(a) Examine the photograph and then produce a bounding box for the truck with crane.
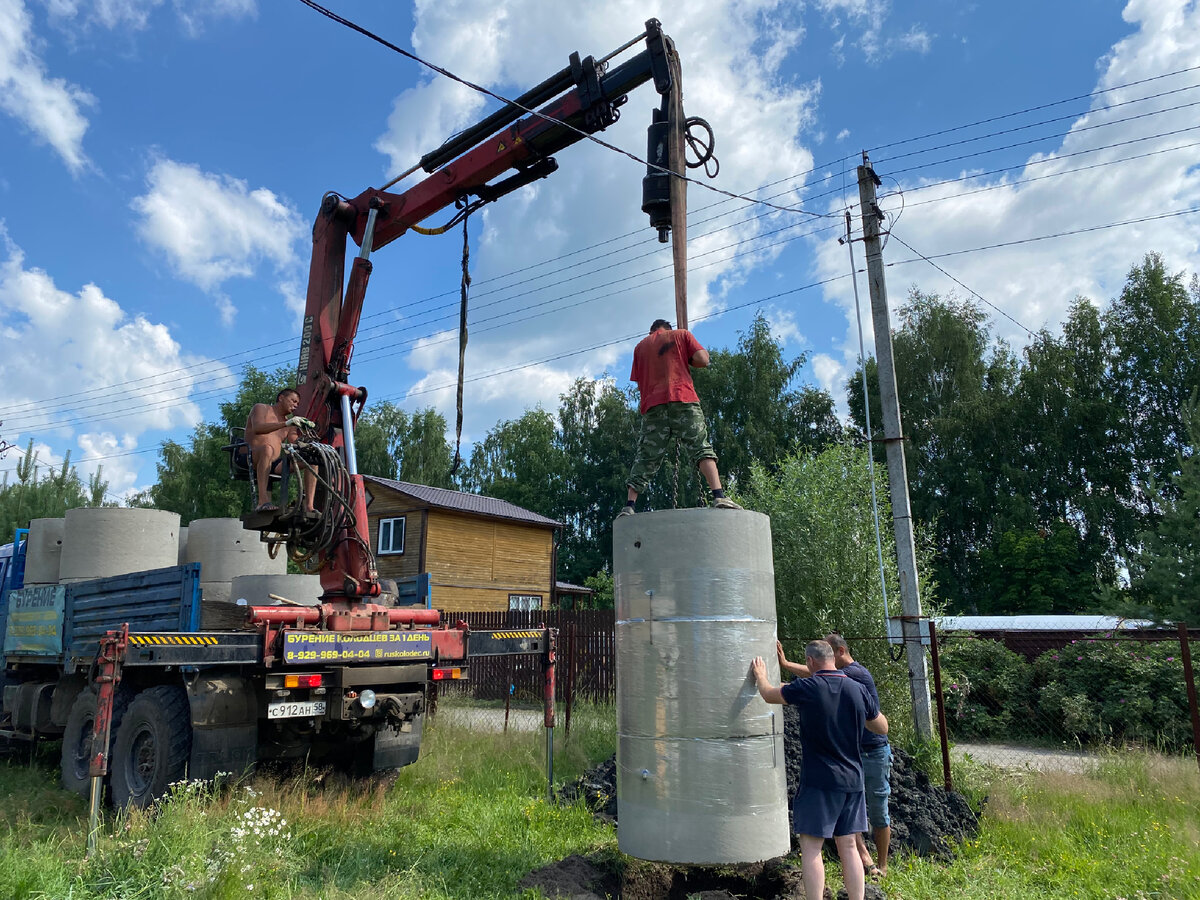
[0,20,713,809]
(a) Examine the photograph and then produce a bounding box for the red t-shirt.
[630,329,703,413]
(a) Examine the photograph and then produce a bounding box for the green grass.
[1,704,1198,899]
[880,749,1200,900]
[0,699,616,900]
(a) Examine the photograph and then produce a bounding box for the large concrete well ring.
[614,507,789,864]
[59,508,180,583]
[231,574,322,607]
[24,517,65,585]
[186,517,286,604]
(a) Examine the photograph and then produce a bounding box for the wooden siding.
[425,510,552,612]
[368,505,425,581]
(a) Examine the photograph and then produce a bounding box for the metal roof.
[363,476,562,528]
[555,580,594,593]
[936,615,1159,632]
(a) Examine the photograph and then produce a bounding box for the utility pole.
[857,152,934,741]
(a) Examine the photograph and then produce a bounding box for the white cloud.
[374,1,825,434]
[815,0,932,62]
[811,352,845,397]
[130,157,306,323]
[0,228,232,498]
[836,128,851,142]
[44,0,254,34]
[0,0,94,173]
[811,0,1200,384]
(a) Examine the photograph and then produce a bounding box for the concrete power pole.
[856,153,934,741]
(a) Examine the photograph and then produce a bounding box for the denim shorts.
[862,744,893,828]
[792,785,868,838]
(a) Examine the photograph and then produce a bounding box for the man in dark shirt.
[753,640,888,900]
[778,634,894,878]
[618,319,740,515]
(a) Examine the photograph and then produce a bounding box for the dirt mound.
[519,853,856,900]
[556,713,979,864]
[781,705,980,860]
[555,756,617,824]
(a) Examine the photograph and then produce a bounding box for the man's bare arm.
[777,640,811,677]
[865,712,889,735]
[690,346,710,368]
[751,656,785,705]
[248,404,296,437]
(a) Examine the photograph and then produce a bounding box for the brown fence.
[437,608,1200,783]
[438,609,615,704]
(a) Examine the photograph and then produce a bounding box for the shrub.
[1032,638,1192,748]
[938,636,1036,740]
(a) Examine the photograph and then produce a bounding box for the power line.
[10,62,1198,416]
[0,271,851,476]
[885,207,1200,265]
[867,63,1200,155]
[4,217,845,433]
[296,0,839,221]
[873,81,1200,167]
[883,135,1200,208]
[886,231,1036,338]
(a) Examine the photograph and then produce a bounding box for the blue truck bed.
[2,563,201,672]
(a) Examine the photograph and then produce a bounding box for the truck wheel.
[110,686,192,809]
[60,688,129,797]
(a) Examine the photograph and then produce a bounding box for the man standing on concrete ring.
[779,633,893,879]
[618,319,740,516]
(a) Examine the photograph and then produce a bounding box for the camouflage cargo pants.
[627,401,716,493]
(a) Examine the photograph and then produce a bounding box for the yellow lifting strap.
[410,221,453,236]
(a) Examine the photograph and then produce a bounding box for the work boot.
[713,496,742,510]
[616,506,635,517]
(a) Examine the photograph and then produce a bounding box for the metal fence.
[436,607,1200,783]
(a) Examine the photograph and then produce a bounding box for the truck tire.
[110,685,192,809]
[60,688,130,797]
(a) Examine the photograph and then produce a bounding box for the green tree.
[460,408,564,520]
[0,442,110,539]
[555,377,639,583]
[975,522,1101,615]
[848,291,1019,612]
[356,402,453,487]
[1120,394,1200,623]
[1104,254,1200,512]
[741,442,920,738]
[692,314,840,489]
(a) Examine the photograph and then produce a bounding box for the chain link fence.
[930,623,1200,775]
[426,609,1200,783]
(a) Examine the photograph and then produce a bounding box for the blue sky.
[1,0,1198,499]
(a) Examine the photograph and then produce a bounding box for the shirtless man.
[245,388,315,512]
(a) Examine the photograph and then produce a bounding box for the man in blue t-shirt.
[752,640,888,900]
[778,634,894,878]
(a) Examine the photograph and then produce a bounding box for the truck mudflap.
[371,714,423,770]
[185,673,257,782]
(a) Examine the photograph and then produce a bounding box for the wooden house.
[362,476,561,612]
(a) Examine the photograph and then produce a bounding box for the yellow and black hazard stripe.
[484,630,543,640]
[129,634,220,646]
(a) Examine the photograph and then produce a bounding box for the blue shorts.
[792,785,867,838]
[862,744,892,829]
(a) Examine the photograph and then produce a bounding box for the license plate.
[267,700,326,719]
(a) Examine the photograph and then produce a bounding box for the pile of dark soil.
[518,853,840,900]
[557,713,979,865]
[781,705,980,861]
[544,711,980,897]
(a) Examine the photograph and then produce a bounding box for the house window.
[508,593,543,611]
[377,517,406,555]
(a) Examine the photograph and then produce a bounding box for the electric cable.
[295,0,839,220]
